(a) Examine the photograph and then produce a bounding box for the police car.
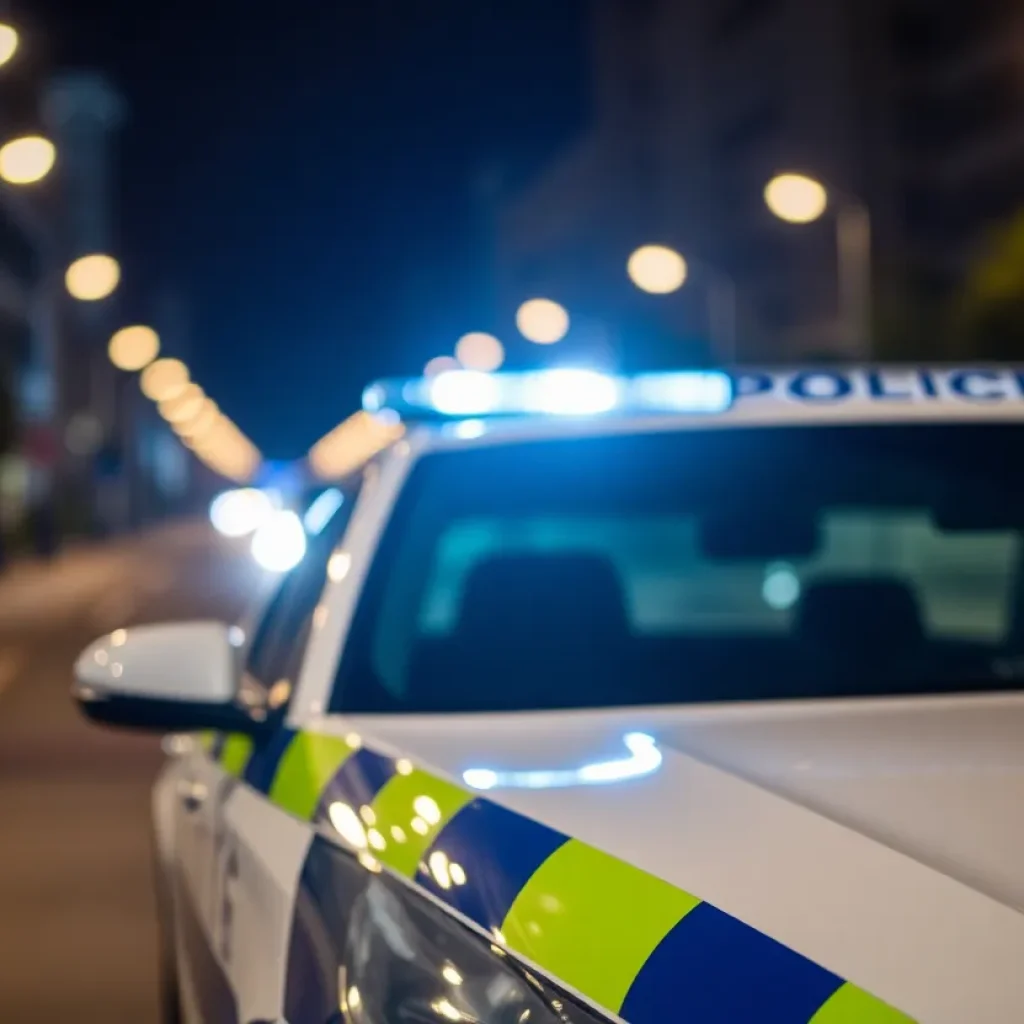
[73,366,1024,1024]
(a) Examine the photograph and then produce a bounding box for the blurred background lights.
[764,173,828,225]
[762,564,801,610]
[64,412,103,457]
[65,253,121,301]
[251,509,307,572]
[209,487,274,538]
[176,401,220,441]
[158,383,205,423]
[0,24,19,67]
[627,245,688,294]
[108,325,160,371]
[140,358,190,402]
[0,135,55,185]
[455,332,505,372]
[515,298,570,344]
[424,355,461,377]
[428,370,502,416]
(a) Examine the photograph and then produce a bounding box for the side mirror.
[73,620,257,734]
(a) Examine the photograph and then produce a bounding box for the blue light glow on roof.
[362,369,733,420]
[462,732,663,791]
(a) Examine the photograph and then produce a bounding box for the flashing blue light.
[303,487,344,535]
[365,369,733,421]
[524,368,620,415]
[427,370,502,416]
[462,732,662,791]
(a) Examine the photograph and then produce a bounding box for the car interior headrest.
[456,552,631,643]
[796,576,925,653]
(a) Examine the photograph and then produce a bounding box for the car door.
[186,495,357,1023]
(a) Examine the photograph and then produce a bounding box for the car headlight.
[337,874,603,1024]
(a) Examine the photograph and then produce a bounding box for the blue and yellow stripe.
[202,729,915,1024]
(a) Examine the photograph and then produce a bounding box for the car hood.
[332,691,1024,1022]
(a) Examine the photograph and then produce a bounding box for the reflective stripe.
[203,728,918,1023]
[622,900,842,1022]
[416,797,568,932]
[269,732,358,820]
[502,838,700,1014]
[220,734,254,777]
[809,983,916,1023]
[316,745,396,815]
[368,768,472,877]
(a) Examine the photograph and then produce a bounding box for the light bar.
[362,369,733,420]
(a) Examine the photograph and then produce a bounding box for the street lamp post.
[627,244,739,363]
[764,172,872,352]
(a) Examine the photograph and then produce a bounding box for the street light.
[108,325,160,371]
[516,298,569,345]
[627,243,737,362]
[0,135,55,185]
[158,384,205,423]
[455,331,505,372]
[627,245,688,294]
[140,358,190,402]
[764,171,872,350]
[764,173,828,225]
[65,253,120,301]
[0,24,19,69]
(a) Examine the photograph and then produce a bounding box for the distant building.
[496,0,1024,363]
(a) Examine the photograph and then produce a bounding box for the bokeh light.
[158,384,205,423]
[175,399,219,439]
[516,298,570,345]
[65,253,120,301]
[0,24,19,68]
[140,358,190,402]
[251,510,307,572]
[764,173,828,225]
[627,245,688,295]
[108,325,160,371]
[209,488,274,538]
[455,332,505,372]
[424,355,461,377]
[0,135,55,185]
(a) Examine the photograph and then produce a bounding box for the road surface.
[0,522,263,1022]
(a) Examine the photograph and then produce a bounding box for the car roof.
[403,365,1024,456]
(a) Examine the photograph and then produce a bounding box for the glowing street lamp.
[108,325,160,371]
[140,358,190,402]
[455,332,505,372]
[516,298,569,345]
[627,245,688,295]
[764,173,828,225]
[0,135,55,185]
[627,243,737,362]
[158,384,205,424]
[764,171,872,349]
[0,24,19,69]
[65,253,120,301]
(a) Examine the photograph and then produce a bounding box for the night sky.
[30,0,588,458]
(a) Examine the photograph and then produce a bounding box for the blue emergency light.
[362,368,733,420]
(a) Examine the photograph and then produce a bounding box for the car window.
[331,424,1024,714]
[240,487,356,718]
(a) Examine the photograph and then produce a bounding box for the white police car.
[74,366,1024,1024]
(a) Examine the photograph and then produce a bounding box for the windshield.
[332,423,1024,714]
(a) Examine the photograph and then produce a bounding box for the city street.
[0,522,262,1022]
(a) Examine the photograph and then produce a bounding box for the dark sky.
[30,0,589,458]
